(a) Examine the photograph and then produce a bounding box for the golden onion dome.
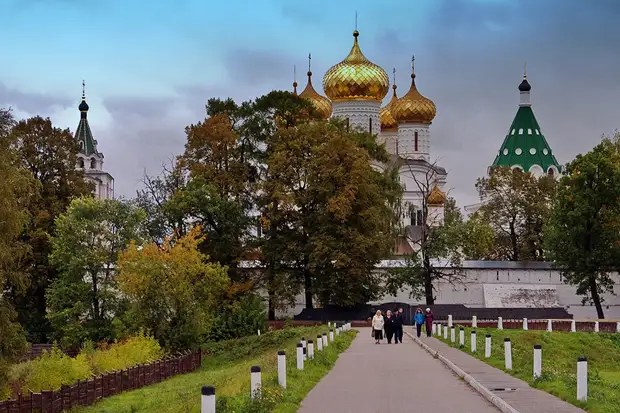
[391,56,436,124]
[427,184,446,206]
[322,30,389,102]
[380,84,399,130]
[300,70,332,120]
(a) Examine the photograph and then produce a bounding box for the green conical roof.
[491,77,561,174]
[75,92,97,156]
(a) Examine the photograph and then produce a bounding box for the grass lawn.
[437,325,620,413]
[70,326,356,413]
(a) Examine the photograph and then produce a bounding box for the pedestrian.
[372,310,385,344]
[393,307,405,343]
[414,308,425,337]
[384,310,395,343]
[424,308,434,337]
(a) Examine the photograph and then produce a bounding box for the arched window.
[414,131,419,152]
[369,117,372,133]
[78,158,84,168]
[90,158,96,169]
[548,167,555,177]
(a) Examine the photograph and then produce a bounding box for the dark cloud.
[224,48,296,92]
[0,82,72,114]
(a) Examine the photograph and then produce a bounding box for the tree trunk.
[304,268,313,309]
[589,275,605,319]
[423,256,434,305]
[268,288,276,321]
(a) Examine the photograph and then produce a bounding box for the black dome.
[518,78,531,92]
[79,99,89,112]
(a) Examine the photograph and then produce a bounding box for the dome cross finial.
[293,65,298,94]
[355,11,358,31]
[523,60,527,79]
[411,55,416,78]
[82,79,86,100]
[308,53,312,73]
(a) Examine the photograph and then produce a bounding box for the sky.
[1,0,619,208]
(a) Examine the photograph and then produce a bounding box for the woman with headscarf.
[371,310,385,344]
[425,308,434,337]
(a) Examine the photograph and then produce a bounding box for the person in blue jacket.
[414,308,426,337]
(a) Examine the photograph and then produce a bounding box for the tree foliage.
[475,166,556,261]
[117,226,229,349]
[5,116,93,342]
[47,197,146,348]
[545,134,620,319]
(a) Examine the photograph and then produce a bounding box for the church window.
[80,141,84,150]
[414,131,419,152]
[518,128,523,135]
[535,129,540,135]
[527,128,532,135]
[529,148,537,155]
[416,210,423,226]
[547,167,555,177]
[90,158,96,169]
[78,158,84,168]
[542,148,549,155]
[511,129,516,135]
[503,149,508,155]
[515,148,522,155]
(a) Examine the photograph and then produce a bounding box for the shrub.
[87,332,163,375]
[206,293,267,341]
[23,348,92,393]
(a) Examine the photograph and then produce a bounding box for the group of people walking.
[371,307,434,344]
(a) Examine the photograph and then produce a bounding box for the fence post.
[432,323,437,335]
[504,338,512,370]
[322,333,328,347]
[533,344,542,379]
[594,321,599,333]
[317,335,323,351]
[296,343,304,370]
[547,319,552,332]
[301,337,307,360]
[471,330,477,353]
[308,340,314,360]
[523,318,528,330]
[451,326,456,343]
[472,316,477,328]
[459,327,465,347]
[448,315,453,327]
[329,329,334,342]
[250,366,261,399]
[577,356,588,401]
[201,386,216,413]
[485,334,491,358]
[277,351,286,389]
[571,320,576,332]
[617,322,620,333]
[443,325,448,340]
[497,316,503,330]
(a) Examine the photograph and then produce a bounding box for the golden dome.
[380,84,399,130]
[391,57,436,124]
[300,71,332,120]
[322,31,389,102]
[427,184,446,206]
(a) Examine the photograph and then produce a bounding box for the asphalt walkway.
[297,327,499,413]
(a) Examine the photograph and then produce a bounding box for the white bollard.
[250,366,261,399]
[257,329,261,336]
[617,322,620,333]
[571,320,576,332]
[277,351,286,389]
[317,335,323,351]
[437,323,441,337]
[329,329,334,342]
[301,337,307,360]
[504,338,512,370]
[594,321,599,333]
[443,324,448,340]
[432,323,437,335]
[523,318,528,330]
[335,326,339,336]
[296,343,304,370]
[448,315,453,327]
[451,326,456,343]
[577,356,588,401]
[328,321,331,328]
[533,344,542,379]
[547,319,552,332]
[471,330,477,353]
[497,316,503,330]
[472,316,477,328]
[201,386,216,413]
[322,332,328,347]
[485,334,491,358]
[308,339,314,360]
[459,327,465,347]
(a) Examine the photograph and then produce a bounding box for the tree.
[475,166,556,261]
[545,134,620,319]
[5,116,93,342]
[0,108,33,388]
[117,226,229,349]
[260,119,402,308]
[47,197,146,348]
[461,211,496,260]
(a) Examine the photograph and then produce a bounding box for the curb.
[405,331,521,413]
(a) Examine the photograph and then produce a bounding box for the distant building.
[74,82,114,199]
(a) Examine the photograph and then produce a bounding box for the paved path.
[298,328,499,413]
[413,332,585,413]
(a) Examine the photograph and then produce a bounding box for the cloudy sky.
[1,0,619,207]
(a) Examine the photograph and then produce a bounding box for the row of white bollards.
[201,322,352,412]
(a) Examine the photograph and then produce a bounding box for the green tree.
[461,211,496,260]
[0,108,33,390]
[545,135,620,319]
[260,119,402,308]
[47,197,146,348]
[5,116,93,342]
[475,166,556,260]
[117,226,229,349]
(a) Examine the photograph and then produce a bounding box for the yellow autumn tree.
[117,226,229,349]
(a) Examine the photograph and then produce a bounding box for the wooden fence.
[0,350,201,413]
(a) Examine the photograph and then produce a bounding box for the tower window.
[90,158,96,169]
[80,141,84,150]
[414,131,419,152]
[78,158,84,168]
[518,128,524,135]
[548,167,555,177]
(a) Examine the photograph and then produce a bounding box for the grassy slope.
[71,326,356,413]
[439,326,620,413]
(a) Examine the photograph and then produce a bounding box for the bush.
[87,332,164,375]
[206,293,267,341]
[23,348,92,393]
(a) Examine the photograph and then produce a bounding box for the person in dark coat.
[424,308,434,337]
[384,310,396,343]
[393,307,404,343]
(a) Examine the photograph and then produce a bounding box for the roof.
[75,96,98,156]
